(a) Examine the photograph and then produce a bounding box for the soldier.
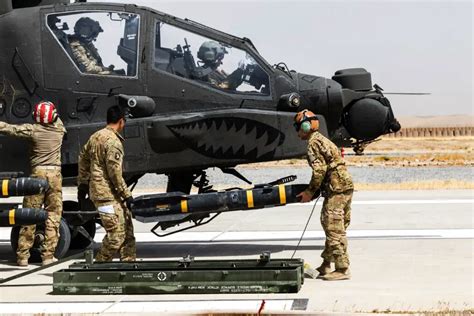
[77,106,135,262]
[294,109,354,281]
[68,17,113,75]
[0,101,66,266]
[197,41,244,90]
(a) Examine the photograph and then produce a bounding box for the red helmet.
[33,101,58,124]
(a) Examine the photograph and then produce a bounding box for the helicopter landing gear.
[166,171,201,194]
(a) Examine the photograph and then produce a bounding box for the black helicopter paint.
[0,0,402,256]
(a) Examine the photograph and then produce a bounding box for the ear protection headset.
[294,109,319,133]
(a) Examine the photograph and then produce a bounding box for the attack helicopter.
[0,0,400,257]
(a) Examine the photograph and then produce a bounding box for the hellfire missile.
[0,208,48,227]
[0,178,49,197]
[132,183,309,218]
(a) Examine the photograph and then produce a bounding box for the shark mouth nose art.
[168,117,285,160]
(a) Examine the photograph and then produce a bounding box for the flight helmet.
[294,109,319,133]
[73,17,103,42]
[197,41,227,66]
[33,101,58,124]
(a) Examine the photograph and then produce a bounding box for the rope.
[291,195,321,259]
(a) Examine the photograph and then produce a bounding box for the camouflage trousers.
[17,168,63,261]
[94,200,136,262]
[320,190,353,269]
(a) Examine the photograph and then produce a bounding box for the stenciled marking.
[246,190,254,208]
[2,180,8,196]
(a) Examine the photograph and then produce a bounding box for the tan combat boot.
[42,257,58,266]
[322,268,351,281]
[316,261,332,279]
[17,259,28,267]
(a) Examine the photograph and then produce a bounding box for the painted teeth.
[169,118,285,160]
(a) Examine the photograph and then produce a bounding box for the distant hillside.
[398,115,474,128]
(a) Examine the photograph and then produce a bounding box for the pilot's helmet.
[197,41,227,65]
[73,17,103,42]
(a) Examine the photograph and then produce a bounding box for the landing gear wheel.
[10,217,71,262]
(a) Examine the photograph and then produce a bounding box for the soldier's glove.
[125,196,134,210]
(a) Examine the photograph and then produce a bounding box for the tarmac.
[0,189,473,315]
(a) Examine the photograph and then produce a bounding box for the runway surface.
[0,190,472,314]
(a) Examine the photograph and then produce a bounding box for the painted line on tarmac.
[293,199,474,206]
[0,228,472,243]
[0,299,302,314]
[91,229,472,243]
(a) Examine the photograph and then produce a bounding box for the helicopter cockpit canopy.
[47,11,139,77]
[154,21,270,95]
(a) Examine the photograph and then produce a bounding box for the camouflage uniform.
[207,68,243,90]
[0,119,66,262]
[78,127,135,261]
[304,131,354,270]
[69,38,112,75]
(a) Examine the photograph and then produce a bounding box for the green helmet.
[197,41,227,65]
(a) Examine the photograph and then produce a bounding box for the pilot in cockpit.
[197,41,244,90]
[69,17,115,75]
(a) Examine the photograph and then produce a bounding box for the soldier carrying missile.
[0,101,66,266]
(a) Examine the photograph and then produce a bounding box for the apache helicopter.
[0,0,400,257]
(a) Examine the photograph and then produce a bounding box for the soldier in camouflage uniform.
[77,106,135,262]
[69,17,112,75]
[0,101,66,266]
[295,109,353,281]
[197,41,244,90]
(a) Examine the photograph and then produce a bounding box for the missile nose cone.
[1,177,49,197]
[0,208,48,227]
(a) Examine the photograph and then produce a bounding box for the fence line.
[386,127,473,138]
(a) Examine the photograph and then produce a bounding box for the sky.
[90,0,473,116]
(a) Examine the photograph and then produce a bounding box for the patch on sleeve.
[108,143,124,164]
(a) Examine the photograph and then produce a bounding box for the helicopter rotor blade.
[382,92,431,95]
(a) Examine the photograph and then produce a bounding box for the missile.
[132,184,309,218]
[0,177,49,197]
[0,208,48,227]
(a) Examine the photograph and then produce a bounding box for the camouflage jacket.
[69,39,111,75]
[207,68,243,90]
[78,126,131,202]
[0,119,66,169]
[305,131,354,196]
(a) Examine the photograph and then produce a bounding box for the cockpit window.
[47,12,140,77]
[154,21,270,95]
